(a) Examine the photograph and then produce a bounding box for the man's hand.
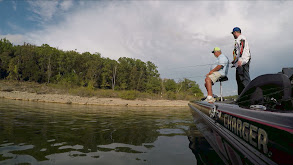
[237,60,242,67]
[206,71,213,77]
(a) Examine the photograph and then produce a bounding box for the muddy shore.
[0,91,189,107]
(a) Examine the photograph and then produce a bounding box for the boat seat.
[217,76,228,101]
[217,76,228,82]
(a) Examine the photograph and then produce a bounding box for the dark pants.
[236,61,251,95]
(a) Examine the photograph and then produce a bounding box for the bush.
[166,91,176,100]
[69,87,96,97]
[175,92,187,100]
[119,90,137,100]
[96,89,118,98]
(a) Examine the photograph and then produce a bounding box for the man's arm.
[238,39,250,66]
[207,65,223,76]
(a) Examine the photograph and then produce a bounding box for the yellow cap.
[212,47,221,53]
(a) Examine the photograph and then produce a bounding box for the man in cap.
[205,47,229,103]
[231,27,251,95]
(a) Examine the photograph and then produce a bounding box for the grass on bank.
[0,80,203,101]
[223,95,238,101]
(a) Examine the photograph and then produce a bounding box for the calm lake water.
[0,99,222,165]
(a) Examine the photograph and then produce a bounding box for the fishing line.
[161,62,231,80]
[172,75,206,80]
[163,63,230,70]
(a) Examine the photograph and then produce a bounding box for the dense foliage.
[0,38,203,98]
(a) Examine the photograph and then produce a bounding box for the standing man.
[231,27,251,95]
[205,47,229,103]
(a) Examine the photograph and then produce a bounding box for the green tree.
[145,61,161,93]
[0,38,15,78]
[163,79,177,92]
[0,38,203,99]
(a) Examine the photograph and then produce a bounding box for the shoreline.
[0,91,190,107]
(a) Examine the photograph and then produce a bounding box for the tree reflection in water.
[0,99,200,164]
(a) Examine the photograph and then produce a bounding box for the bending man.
[205,47,229,103]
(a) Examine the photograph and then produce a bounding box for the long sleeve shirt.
[232,34,251,67]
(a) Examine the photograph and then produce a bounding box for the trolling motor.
[236,68,293,111]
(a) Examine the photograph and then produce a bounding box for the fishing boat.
[189,68,293,165]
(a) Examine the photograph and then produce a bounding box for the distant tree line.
[0,38,203,96]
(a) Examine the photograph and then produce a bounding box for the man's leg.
[242,62,251,87]
[236,67,245,95]
[205,76,213,96]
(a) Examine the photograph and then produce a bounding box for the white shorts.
[208,71,222,84]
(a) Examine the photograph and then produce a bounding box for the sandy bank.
[0,91,189,107]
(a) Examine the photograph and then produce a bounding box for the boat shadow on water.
[187,124,225,165]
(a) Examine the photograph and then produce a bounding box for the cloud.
[27,0,59,22]
[0,34,25,45]
[60,0,73,11]
[26,0,74,24]
[7,22,24,33]
[19,1,293,95]
[12,1,16,11]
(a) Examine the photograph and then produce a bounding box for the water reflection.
[0,99,201,165]
[188,125,224,165]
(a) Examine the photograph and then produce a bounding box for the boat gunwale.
[190,101,293,134]
[189,103,278,165]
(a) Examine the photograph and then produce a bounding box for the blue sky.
[0,1,33,34]
[0,0,78,34]
[1,0,293,96]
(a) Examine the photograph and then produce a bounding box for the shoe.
[205,97,215,103]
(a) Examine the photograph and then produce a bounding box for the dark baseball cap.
[231,27,241,34]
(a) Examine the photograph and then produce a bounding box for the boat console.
[236,68,293,111]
